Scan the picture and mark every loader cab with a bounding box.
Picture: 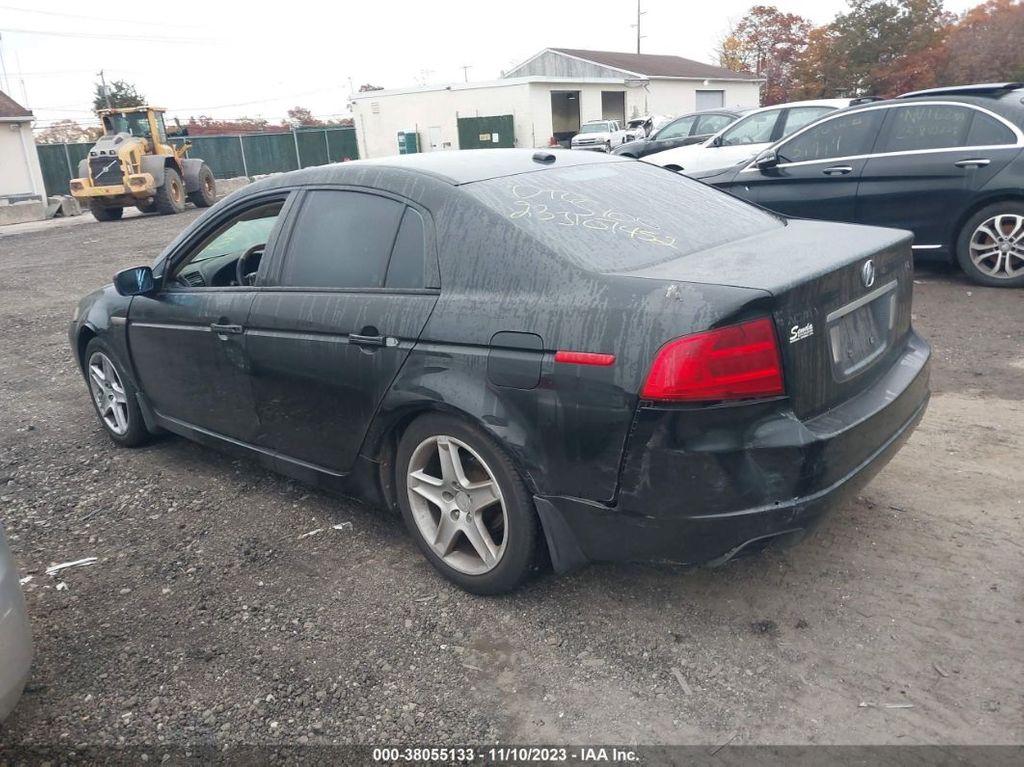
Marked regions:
[99,107,171,154]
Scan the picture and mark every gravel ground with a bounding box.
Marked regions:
[0,210,1021,752]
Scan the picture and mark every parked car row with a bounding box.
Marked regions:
[688,83,1024,287]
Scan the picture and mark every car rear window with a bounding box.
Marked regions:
[466,161,782,272]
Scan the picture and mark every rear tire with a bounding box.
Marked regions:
[187,164,217,208]
[955,201,1024,287]
[154,168,186,214]
[83,338,151,448]
[395,414,538,595]
[89,203,123,222]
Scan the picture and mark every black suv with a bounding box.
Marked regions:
[696,83,1024,287]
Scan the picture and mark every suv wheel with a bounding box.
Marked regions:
[396,414,538,595]
[956,202,1024,287]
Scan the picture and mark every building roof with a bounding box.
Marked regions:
[0,90,32,121]
[550,48,761,81]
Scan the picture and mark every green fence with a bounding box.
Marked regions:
[36,127,360,197]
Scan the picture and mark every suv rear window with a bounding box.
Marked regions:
[466,162,782,271]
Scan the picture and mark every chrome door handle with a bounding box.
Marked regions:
[954,158,990,168]
[349,333,385,347]
[210,322,243,335]
[822,165,853,175]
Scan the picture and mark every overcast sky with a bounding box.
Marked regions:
[1,0,978,130]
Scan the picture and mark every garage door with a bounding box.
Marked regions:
[695,90,725,110]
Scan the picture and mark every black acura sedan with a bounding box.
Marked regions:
[70,149,931,594]
[694,83,1024,287]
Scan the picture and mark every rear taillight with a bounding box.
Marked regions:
[640,317,785,402]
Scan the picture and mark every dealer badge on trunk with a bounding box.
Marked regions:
[861,259,876,288]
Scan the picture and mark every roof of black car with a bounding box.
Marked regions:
[843,86,1024,124]
[304,148,629,186]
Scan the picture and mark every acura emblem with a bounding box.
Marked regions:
[861,259,876,288]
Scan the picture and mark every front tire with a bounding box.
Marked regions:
[154,168,186,214]
[956,202,1024,287]
[396,414,538,595]
[89,203,123,222]
[84,338,151,448]
[187,164,217,208]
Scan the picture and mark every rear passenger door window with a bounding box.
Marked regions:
[965,111,1017,146]
[279,190,404,289]
[877,105,973,152]
[385,207,428,289]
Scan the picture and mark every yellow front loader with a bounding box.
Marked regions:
[70,106,216,222]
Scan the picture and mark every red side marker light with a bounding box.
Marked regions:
[641,317,784,402]
[554,350,616,366]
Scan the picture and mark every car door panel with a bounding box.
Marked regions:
[247,190,439,473]
[857,149,1019,245]
[856,104,1020,246]
[743,158,868,221]
[246,291,438,471]
[743,109,886,222]
[127,197,291,443]
[129,290,260,441]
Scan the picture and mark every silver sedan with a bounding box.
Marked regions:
[0,523,32,721]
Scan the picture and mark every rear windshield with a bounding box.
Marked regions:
[466,161,782,271]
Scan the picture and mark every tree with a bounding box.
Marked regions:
[357,83,384,92]
[825,0,953,96]
[92,79,145,113]
[716,5,812,104]
[35,119,102,144]
[939,0,1024,85]
[286,106,324,127]
[183,115,287,135]
[790,25,843,99]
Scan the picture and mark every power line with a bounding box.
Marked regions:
[0,4,203,29]
[0,27,214,43]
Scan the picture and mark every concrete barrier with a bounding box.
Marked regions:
[0,200,46,226]
[215,177,253,197]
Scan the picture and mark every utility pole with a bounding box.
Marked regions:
[631,1,646,55]
[460,65,472,83]
[98,69,113,110]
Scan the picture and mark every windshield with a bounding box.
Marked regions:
[107,112,152,138]
[719,110,779,146]
[579,123,611,134]
[466,162,781,272]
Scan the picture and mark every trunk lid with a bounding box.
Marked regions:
[619,219,915,418]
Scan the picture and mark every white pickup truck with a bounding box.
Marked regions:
[570,120,628,152]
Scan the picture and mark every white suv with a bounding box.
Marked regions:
[571,120,628,152]
[644,99,866,175]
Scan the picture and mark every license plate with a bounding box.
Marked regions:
[827,281,896,381]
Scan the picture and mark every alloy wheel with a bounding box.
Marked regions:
[968,214,1024,279]
[88,352,130,435]
[406,435,508,575]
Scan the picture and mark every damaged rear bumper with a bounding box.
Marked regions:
[536,332,931,572]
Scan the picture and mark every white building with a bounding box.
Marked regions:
[350,47,762,158]
[0,91,45,202]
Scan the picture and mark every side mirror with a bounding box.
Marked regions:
[113,265,156,297]
[754,149,779,170]
[710,135,723,148]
